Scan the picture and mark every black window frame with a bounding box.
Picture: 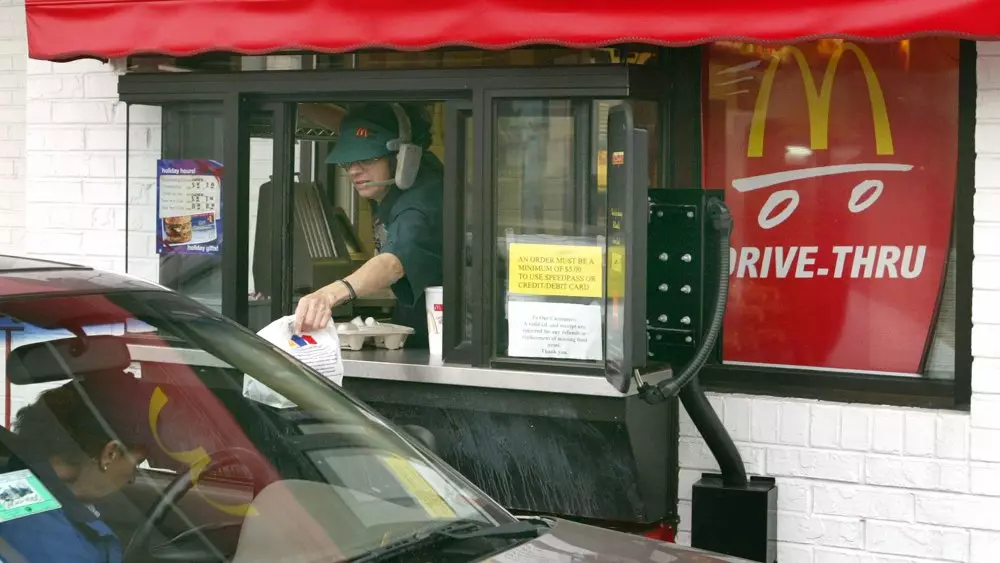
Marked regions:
[118,41,975,411]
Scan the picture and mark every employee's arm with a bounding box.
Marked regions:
[294,253,405,332]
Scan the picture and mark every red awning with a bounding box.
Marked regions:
[26,0,1000,61]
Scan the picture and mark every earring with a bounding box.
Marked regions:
[101,464,108,472]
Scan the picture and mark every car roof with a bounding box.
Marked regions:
[0,254,167,298]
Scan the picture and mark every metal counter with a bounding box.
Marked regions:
[341,349,636,397]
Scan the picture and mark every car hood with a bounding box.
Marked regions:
[483,518,754,563]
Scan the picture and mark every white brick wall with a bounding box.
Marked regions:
[1,22,999,561]
[670,43,1000,562]
[24,54,127,273]
[0,0,25,255]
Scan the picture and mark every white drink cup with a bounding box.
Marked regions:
[425,286,444,356]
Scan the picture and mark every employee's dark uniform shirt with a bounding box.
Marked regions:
[372,158,444,348]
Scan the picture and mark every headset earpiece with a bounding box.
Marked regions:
[388,103,422,190]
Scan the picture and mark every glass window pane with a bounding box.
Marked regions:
[247,109,304,331]
[493,100,600,362]
[126,102,225,313]
[702,38,960,377]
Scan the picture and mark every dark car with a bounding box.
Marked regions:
[0,255,749,563]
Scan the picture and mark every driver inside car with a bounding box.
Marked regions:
[0,380,148,563]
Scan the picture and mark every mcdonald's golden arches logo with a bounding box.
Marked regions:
[355,127,369,138]
[747,43,894,158]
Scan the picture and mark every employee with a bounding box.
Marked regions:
[294,102,443,349]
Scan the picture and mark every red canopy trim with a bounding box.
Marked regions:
[26,0,1000,61]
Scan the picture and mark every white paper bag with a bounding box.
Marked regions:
[243,316,345,408]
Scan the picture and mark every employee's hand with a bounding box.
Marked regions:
[294,288,338,333]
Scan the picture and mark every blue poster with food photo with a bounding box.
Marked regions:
[155,159,224,255]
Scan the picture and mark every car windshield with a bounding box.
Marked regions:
[0,289,515,562]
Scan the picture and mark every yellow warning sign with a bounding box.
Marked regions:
[508,243,603,298]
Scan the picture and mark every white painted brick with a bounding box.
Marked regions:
[975,191,1000,222]
[974,223,1000,257]
[777,513,862,549]
[972,359,1000,394]
[777,479,810,513]
[127,214,156,233]
[24,101,49,123]
[24,231,81,255]
[750,399,780,443]
[972,289,1000,324]
[51,101,119,124]
[865,456,945,490]
[971,428,1000,462]
[767,448,863,483]
[82,179,125,205]
[780,402,811,446]
[83,73,119,99]
[976,156,1000,188]
[679,438,718,471]
[840,407,871,451]
[25,127,85,151]
[915,492,1000,531]
[813,484,914,521]
[0,139,21,158]
[972,324,1000,360]
[24,58,50,76]
[677,469,700,501]
[971,530,1000,563]
[81,231,124,258]
[978,123,1000,156]
[4,123,24,141]
[0,158,16,177]
[865,520,968,562]
[903,412,936,457]
[677,499,691,532]
[707,393,724,418]
[978,42,1000,57]
[935,413,970,461]
[939,461,971,494]
[871,410,904,454]
[972,394,1000,429]
[85,126,126,151]
[970,463,1000,496]
[25,180,82,203]
[723,396,751,442]
[814,547,860,563]
[810,404,840,449]
[678,406,697,438]
[776,543,813,563]
[26,75,83,100]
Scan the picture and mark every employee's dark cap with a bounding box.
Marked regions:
[326,103,430,166]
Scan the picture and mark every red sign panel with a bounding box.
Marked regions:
[702,39,960,374]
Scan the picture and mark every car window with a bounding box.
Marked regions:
[0,291,512,562]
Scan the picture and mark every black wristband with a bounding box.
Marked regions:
[339,279,357,302]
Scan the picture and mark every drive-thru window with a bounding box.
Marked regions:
[16,2,983,561]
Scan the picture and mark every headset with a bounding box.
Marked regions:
[364,103,423,190]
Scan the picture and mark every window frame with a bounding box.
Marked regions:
[682,41,976,411]
[118,64,647,372]
[117,43,975,410]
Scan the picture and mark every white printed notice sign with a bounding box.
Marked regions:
[507,301,603,361]
[156,159,224,255]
